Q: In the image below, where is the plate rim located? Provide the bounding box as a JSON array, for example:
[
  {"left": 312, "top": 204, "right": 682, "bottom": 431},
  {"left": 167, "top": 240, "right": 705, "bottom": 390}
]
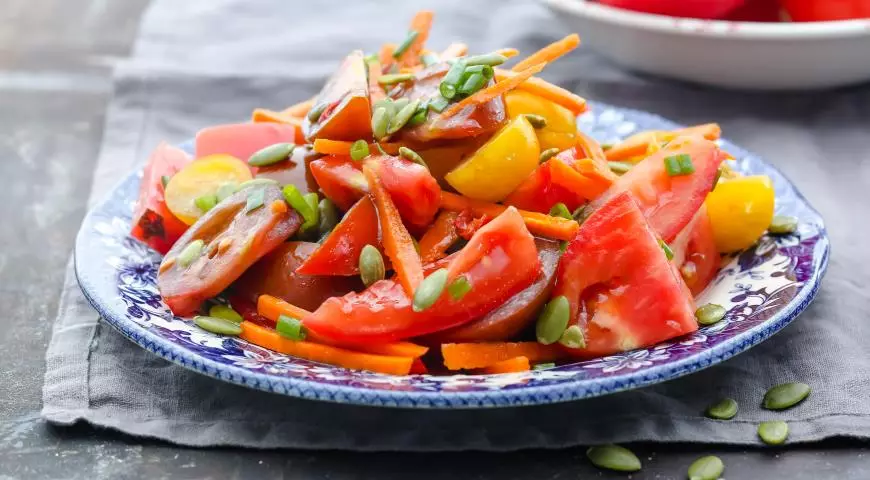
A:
[{"left": 74, "top": 102, "right": 831, "bottom": 409}]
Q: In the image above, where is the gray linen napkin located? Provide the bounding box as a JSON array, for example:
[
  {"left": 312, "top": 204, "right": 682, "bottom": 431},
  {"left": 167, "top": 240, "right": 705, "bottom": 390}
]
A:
[{"left": 43, "top": 0, "right": 870, "bottom": 450}]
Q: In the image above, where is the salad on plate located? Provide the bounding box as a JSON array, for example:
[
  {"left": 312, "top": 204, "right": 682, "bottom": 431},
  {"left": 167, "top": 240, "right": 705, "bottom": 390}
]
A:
[{"left": 130, "top": 10, "right": 791, "bottom": 376}]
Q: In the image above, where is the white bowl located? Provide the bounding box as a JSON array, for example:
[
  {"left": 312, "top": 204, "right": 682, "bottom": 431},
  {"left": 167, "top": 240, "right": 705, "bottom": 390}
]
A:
[{"left": 542, "top": 0, "right": 870, "bottom": 90}]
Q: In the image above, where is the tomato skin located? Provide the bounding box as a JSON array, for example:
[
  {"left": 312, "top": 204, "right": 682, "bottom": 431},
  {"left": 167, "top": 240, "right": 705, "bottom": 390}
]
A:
[
  {"left": 724, "top": 0, "right": 781, "bottom": 21},
  {"left": 295, "top": 196, "right": 384, "bottom": 276},
  {"left": 781, "top": 0, "right": 870, "bottom": 21},
  {"left": 130, "top": 142, "right": 193, "bottom": 254},
  {"left": 158, "top": 185, "right": 301, "bottom": 316},
  {"left": 304, "top": 207, "right": 541, "bottom": 343},
  {"left": 555, "top": 192, "right": 697, "bottom": 357},
  {"left": 304, "top": 50, "right": 372, "bottom": 141},
  {"left": 589, "top": 136, "right": 726, "bottom": 243},
  {"left": 309, "top": 155, "right": 368, "bottom": 210},
  {"left": 670, "top": 205, "right": 720, "bottom": 296},
  {"left": 598, "top": 0, "right": 746, "bottom": 19},
  {"left": 195, "top": 123, "right": 301, "bottom": 165}
]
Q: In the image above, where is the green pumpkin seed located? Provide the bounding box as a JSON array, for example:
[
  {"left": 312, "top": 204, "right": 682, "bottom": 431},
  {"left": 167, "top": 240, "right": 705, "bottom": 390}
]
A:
[
  {"left": 373, "top": 98, "right": 396, "bottom": 117},
  {"left": 601, "top": 143, "right": 614, "bottom": 151},
  {"left": 216, "top": 182, "right": 240, "bottom": 202},
  {"left": 238, "top": 178, "right": 279, "bottom": 190},
  {"left": 533, "top": 362, "right": 556, "bottom": 371},
  {"left": 398, "top": 147, "right": 428, "bottom": 169},
  {"left": 539, "top": 147, "right": 560, "bottom": 164},
  {"left": 687, "top": 455, "right": 724, "bottom": 480},
  {"left": 282, "top": 184, "right": 316, "bottom": 227},
  {"left": 447, "top": 275, "right": 471, "bottom": 301},
  {"left": 307, "top": 102, "right": 327, "bottom": 123},
  {"left": 245, "top": 188, "right": 265, "bottom": 213},
  {"left": 161, "top": 175, "right": 171, "bottom": 188},
  {"left": 359, "top": 245, "right": 385, "bottom": 287},
  {"left": 177, "top": 239, "right": 204, "bottom": 268},
  {"left": 407, "top": 106, "right": 428, "bottom": 127},
  {"left": 758, "top": 420, "right": 789, "bottom": 445},
  {"left": 695, "top": 303, "right": 726, "bottom": 326},
  {"left": 388, "top": 99, "right": 420, "bottom": 135},
  {"left": 586, "top": 445, "right": 642, "bottom": 472},
  {"left": 194, "top": 315, "right": 242, "bottom": 336},
  {"left": 558, "top": 325, "right": 585, "bottom": 349},
  {"left": 608, "top": 161, "right": 633, "bottom": 175},
  {"left": 248, "top": 142, "right": 295, "bottom": 167},
  {"left": 769, "top": 215, "right": 798, "bottom": 235},
  {"left": 536, "top": 296, "right": 570, "bottom": 345},
  {"left": 371, "top": 107, "right": 390, "bottom": 140},
  {"left": 195, "top": 193, "right": 218, "bottom": 213},
  {"left": 705, "top": 398, "right": 738, "bottom": 420},
  {"left": 349, "top": 139, "right": 370, "bottom": 162},
  {"left": 763, "top": 382, "right": 811, "bottom": 410},
  {"left": 318, "top": 198, "right": 340, "bottom": 237},
  {"left": 522, "top": 114, "right": 547, "bottom": 129},
  {"left": 208, "top": 304, "right": 243, "bottom": 324},
  {"left": 413, "top": 268, "right": 449, "bottom": 312}
]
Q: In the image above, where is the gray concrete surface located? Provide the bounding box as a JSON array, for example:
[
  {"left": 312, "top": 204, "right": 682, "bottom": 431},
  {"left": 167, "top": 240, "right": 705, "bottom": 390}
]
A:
[{"left": 0, "top": 1, "right": 868, "bottom": 478}]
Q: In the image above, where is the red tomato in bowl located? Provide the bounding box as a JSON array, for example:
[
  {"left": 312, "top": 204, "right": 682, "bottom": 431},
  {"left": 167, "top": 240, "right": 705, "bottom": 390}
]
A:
[
  {"left": 130, "top": 142, "right": 192, "bottom": 254},
  {"left": 554, "top": 192, "right": 697, "bottom": 357},
  {"left": 781, "top": 0, "right": 870, "bottom": 21},
  {"left": 723, "top": 0, "right": 782, "bottom": 21},
  {"left": 598, "top": 0, "right": 747, "bottom": 19},
  {"left": 669, "top": 205, "right": 720, "bottom": 296}
]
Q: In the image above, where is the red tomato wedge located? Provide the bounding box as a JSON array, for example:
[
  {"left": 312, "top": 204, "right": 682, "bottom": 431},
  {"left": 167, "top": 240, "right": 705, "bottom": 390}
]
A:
[
  {"left": 504, "top": 153, "right": 612, "bottom": 213},
  {"left": 670, "top": 205, "right": 720, "bottom": 296},
  {"left": 588, "top": 136, "right": 726, "bottom": 243},
  {"left": 303, "top": 207, "right": 540, "bottom": 343},
  {"left": 555, "top": 192, "right": 698, "bottom": 357},
  {"left": 598, "top": 0, "right": 746, "bottom": 19},
  {"left": 131, "top": 142, "right": 193, "bottom": 254},
  {"left": 295, "top": 196, "right": 384, "bottom": 276},
  {"left": 195, "top": 123, "right": 301, "bottom": 164},
  {"left": 309, "top": 155, "right": 367, "bottom": 210},
  {"left": 724, "top": 0, "right": 781, "bottom": 21},
  {"left": 781, "top": 0, "right": 870, "bottom": 21},
  {"left": 304, "top": 50, "right": 372, "bottom": 141},
  {"left": 157, "top": 186, "right": 301, "bottom": 315}
]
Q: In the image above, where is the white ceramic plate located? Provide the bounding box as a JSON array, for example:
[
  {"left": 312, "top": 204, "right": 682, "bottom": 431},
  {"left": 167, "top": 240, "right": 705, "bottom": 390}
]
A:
[{"left": 542, "top": 0, "right": 870, "bottom": 90}]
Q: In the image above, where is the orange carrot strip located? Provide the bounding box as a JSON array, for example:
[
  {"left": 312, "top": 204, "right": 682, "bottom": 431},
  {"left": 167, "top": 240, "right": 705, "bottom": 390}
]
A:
[
  {"left": 367, "top": 58, "right": 386, "bottom": 104},
  {"left": 312, "top": 139, "right": 400, "bottom": 156},
  {"left": 494, "top": 69, "right": 587, "bottom": 115},
  {"left": 605, "top": 123, "right": 722, "bottom": 161},
  {"left": 379, "top": 43, "right": 396, "bottom": 67},
  {"left": 575, "top": 131, "right": 607, "bottom": 164},
  {"left": 240, "top": 321, "right": 414, "bottom": 376},
  {"left": 480, "top": 356, "right": 531, "bottom": 374},
  {"left": 363, "top": 162, "right": 425, "bottom": 296},
  {"left": 440, "top": 192, "right": 579, "bottom": 241},
  {"left": 495, "top": 48, "right": 520, "bottom": 59},
  {"left": 440, "top": 42, "right": 468, "bottom": 60},
  {"left": 417, "top": 210, "right": 459, "bottom": 263},
  {"left": 257, "top": 295, "right": 428, "bottom": 358},
  {"left": 442, "top": 342, "right": 563, "bottom": 370},
  {"left": 442, "top": 62, "right": 546, "bottom": 118},
  {"left": 399, "top": 10, "right": 434, "bottom": 68},
  {"left": 251, "top": 108, "right": 305, "bottom": 127},
  {"left": 512, "top": 34, "right": 580, "bottom": 72},
  {"left": 280, "top": 98, "right": 315, "bottom": 118}
]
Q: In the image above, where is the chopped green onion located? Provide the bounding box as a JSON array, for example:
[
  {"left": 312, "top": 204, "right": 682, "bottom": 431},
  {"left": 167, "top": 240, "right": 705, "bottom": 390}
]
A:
[
  {"left": 659, "top": 238, "right": 674, "bottom": 260},
  {"left": 276, "top": 314, "right": 307, "bottom": 341},
  {"left": 378, "top": 73, "right": 416, "bottom": 86},
  {"left": 539, "top": 148, "right": 560, "bottom": 164},
  {"left": 387, "top": 99, "right": 421, "bottom": 134},
  {"left": 664, "top": 153, "right": 693, "bottom": 176},
  {"left": 177, "top": 239, "right": 204, "bottom": 268},
  {"left": 439, "top": 60, "right": 467, "bottom": 100},
  {"left": 664, "top": 155, "right": 682, "bottom": 176},
  {"left": 463, "top": 53, "right": 507, "bottom": 67},
  {"left": 608, "top": 161, "right": 633, "bottom": 175},
  {"left": 428, "top": 95, "right": 450, "bottom": 113},
  {"left": 282, "top": 184, "right": 316, "bottom": 227},
  {"left": 195, "top": 193, "right": 218, "bottom": 213},
  {"left": 447, "top": 276, "right": 472, "bottom": 301},
  {"left": 420, "top": 51, "right": 440, "bottom": 67},
  {"left": 677, "top": 153, "right": 695, "bottom": 174},
  {"left": 245, "top": 188, "right": 265, "bottom": 213},
  {"left": 464, "top": 64, "right": 494, "bottom": 79},
  {"left": 458, "top": 72, "right": 487, "bottom": 96},
  {"left": 533, "top": 362, "right": 556, "bottom": 371},
  {"left": 307, "top": 102, "right": 327, "bottom": 123},
  {"left": 548, "top": 202, "right": 572, "bottom": 220},
  {"left": 392, "top": 30, "right": 419, "bottom": 58},
  {"left": 350, "top": 140, "right": 370, "bottom": 162},
  {"left": 398, "top": 147, "right": 428, "bottom": 169},
  {"left": 161, "top": 175, "right": 171, "bottom": 189}
]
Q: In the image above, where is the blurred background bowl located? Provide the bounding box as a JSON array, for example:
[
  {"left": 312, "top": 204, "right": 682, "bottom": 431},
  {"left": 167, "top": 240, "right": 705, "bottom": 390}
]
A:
[{"left": 541, "top": 0, "right": 870, "bottom": 90}]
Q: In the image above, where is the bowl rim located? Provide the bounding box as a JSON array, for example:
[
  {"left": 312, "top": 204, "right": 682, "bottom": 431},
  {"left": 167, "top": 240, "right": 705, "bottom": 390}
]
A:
[{"left": 543, "top": 0, "right": 870, "bottom": 40}]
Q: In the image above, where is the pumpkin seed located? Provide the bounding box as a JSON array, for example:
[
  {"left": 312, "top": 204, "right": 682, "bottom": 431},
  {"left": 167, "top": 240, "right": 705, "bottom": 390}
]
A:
[
  {"left": 695, "top": 303, "right": 726, "bottom": 326},
  {"left": 539, "top": 147, "right": 560, "bottom": 164},
  {"left": 177, "top": 239, "right": 204, "bottom": 268},
  {"left": 523, "top": 114, "right": 547, "bottom": 129},
  {"left": 758, "top": 420, "right": 789, "bottom": 445},
  {"left": 763, "top": 382, "right": 811, "bottom": 410},
  {"left": 359, "top": 245, "right": 385, "bottom": 287},
  {"left": 306, "top": 102, "right": 327, "bottom": 123},
  {"left": 705, "top": 398, "right": 738, "bottom": 420},
  {"left": 687, "top": 455, "right": 724, "bottom": 480},
  {"left": 608, "top": 161, "right": 633, "bottom": 175},
  {"left": 318, "top": 198, "right": 340, "bottom": 237},
  {"left": 413, "top": 268, "right": 449, "bottom": 312},
  {"left": 558, "top": 325, "right": 585, "bottom": 349},
  {"left": 216, "top": 182, "right": 239, "bottom": 202},
  {"left": 586, "top": 445, "right": 642, "bottom": 472},
  {"left": 399, "top": 147, "right": 428, "bottom": 169},
  {"left": 245, "top": 188, "right": 265, "bottom": 213},
  {"left": 769, "top": 215, "right": 798, "bottom": 235},
  {"left": 371, "top": 107, "right": 390, "bottom": 140},
  {"left": 195, "top": 193, "right": 218, "bottom": 213},
  {"left": 208, "top": 304, "right": 243, "bottom": 324},
  {"left": 193, "top": 315, "right": 242, "bottom": 336},
  {"left": 536, "top": 296, "right": 570, "bottom": 345},
  {"left": 161, "top": 175, "right": 171, "bottom": 188},
  {"left": 388, "top": 99, "right": 421, "bottom": 135},
  {"left": 248, "top": 142, "right": 295, "bottom": 167},
  {"left": 238, "top": 178, "right": 279, "bottom": 190}
]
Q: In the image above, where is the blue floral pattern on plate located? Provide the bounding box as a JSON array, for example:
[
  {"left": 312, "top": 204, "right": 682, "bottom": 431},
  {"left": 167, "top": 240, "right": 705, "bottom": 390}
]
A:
[{"left": 74, "top": 102, "right": 829, "bottom": 408}]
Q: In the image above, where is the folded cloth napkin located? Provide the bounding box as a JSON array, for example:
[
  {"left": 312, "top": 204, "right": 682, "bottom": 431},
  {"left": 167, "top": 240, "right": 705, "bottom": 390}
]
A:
[{"left": 43, "top": 0, "right": 870, "bottom": 450}]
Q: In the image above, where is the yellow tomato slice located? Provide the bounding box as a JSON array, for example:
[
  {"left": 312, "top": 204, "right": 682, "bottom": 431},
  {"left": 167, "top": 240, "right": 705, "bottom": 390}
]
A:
[
  {"left": 165, "top": 154, "right": 253, "bottom": 225},
  {"left": 445, "top": 116, "right": 540, "bottom": 202},
  {"left": 504, "top": 90, "right": 577, "bottom": 152},
  {"left": 704, "top": 175, "right": 775, "bottom": 253}
]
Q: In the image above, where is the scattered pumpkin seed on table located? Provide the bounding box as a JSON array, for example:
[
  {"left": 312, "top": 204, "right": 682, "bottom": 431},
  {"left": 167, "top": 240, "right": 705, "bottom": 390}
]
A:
[
  {"left": 758, "top": 420, "right": 789, "bottom": 445},
  {"left": 586, "top": 444, "right": 642, "bottom": 472},
  {"left": 763, "top": 382, "right": 811, "bottom": 410},
  {"left": 687, "top": 455, "right": 725, "bottom": 480},
  {"left": 705, "top": 398, "right": 738, "bottom": 420}
]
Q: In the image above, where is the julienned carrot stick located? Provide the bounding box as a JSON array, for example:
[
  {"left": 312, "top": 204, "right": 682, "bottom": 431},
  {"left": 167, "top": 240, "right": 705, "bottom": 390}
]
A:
[
  {"left": 362, "top": 162, "right": 425, "bottom": 297},
  {"left": 549, "top": 158, "right": 612, "bottom": 200},
  {"left": 379, "top": 43, "right": 396, "bottom": 66},
  {"left": 494, "top": 69, "right": 587, "bottom": 115},
  {"left": 251, "top": 108, "right": 304, "bottom": 127},
  {"left": 417, "top": 210, "right": 459, "bottom": 263},
  {"left": 256, "top": 295, "right": 429, "bottom": 358},
  {"left": 312, "top": 139, "right": 400, "bottom": 156},
  {"left": 512, "top": 34, "right": 580, "bottom": 72},
  {"left": 281, "top": 98, "right": 315, "bottom": 118},
  {"left": 440, "top": 42, "right": 468, "bottom": 60},
  {"left": 367, "top": 58, "right": 386, "bottom": 104},
  {"left": 495, "top": 48, "right": 520, "bottom": 59},
  {"left": 399, "top": 10, "right": 434, "bottom": 67},
  {"left": 240, "top": 321, "right": 414, "bottom": 376},
  {"left": 605, "top": 123, "right": 722, "bottom": 161},
  {"left": 441, "top": 62, "right": 546, "bottom": 118},
  {"left": 442, "top": 342, "right": 563, "bottom": 370},
  {"left": 480, "top": 356, "right": 530, "bottom": 374},
  {"left": 439, "top": 192, "right": 579, "bottom": 241}
]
